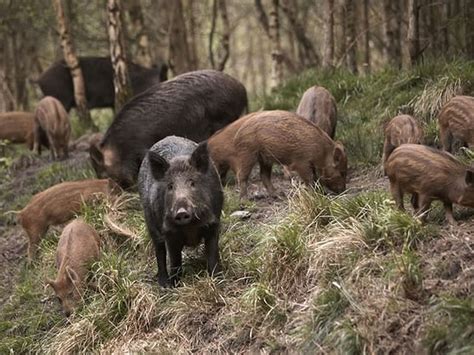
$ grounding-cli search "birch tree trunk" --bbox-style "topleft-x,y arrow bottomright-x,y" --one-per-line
107,0 -> 132,111
322,0 -> 335,69
269,0 -> 283,90
52,0 -> 92,125
407,0 -> 420,66
127,0 -> 153,68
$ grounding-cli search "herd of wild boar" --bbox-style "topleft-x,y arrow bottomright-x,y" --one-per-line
1,66 -> 474,316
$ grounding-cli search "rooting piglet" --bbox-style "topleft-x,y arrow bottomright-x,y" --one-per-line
47,219 -> 100,317
385,144 -> 474,224
296,86 -> 337,138
438,95 -> 474,152
138,136 -> 223,287
0,111 -> 47,151
18,179 -> 117,259
207,110 -> 347,198
382,114 -> 422,165
34,96 -> 71,159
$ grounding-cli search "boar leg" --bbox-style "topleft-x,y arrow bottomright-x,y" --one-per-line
389,180 -> 404,210
440,127 -> 453,152
154,241 -> 170,287
411,193 -> 419,211
291,163 -> 313,185
259,159 -> 276,196
443,202 -> 456,225
204,224 -> 221,277
237,159 -> 256,199
167,241 -> 183,286
416,194 -> 433,222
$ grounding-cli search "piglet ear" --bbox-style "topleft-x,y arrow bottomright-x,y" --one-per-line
190,142 -> 209,174
148,151 -> 170,181
333,142 -> 345,165
466,169 -> 474,185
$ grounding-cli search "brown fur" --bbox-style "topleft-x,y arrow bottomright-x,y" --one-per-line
0,111 -> 35,149
382,114 -> 423,164
296,86 -> 337,138
18,179 -> 117,259
385,144 -> 474,224
34,96 -> 71,159
47,219 -> 100,317
207,110 -> 347,198
71,132 -> 103,152
438,95 -> 474,152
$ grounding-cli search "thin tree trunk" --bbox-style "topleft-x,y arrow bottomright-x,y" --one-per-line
269,0 -> 283,89
441,1 -> 449,55
217,0 -> 230,71
407,0 -> 420,66
393,0 -> 402,67
345,0 -> 357,73
362,0 -> 370,73
186,0 -> 199,70
383,0 -> 394,65
322,0 -> 335,69
255,0 -> 270,36
107,0 -> 133,111
466,0 -> 474,58
168,0 -> 191,75
52,0 -> 92,125
209,0 -> 218,68
127,0 -> 153,68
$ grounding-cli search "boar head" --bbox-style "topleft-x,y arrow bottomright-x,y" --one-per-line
47,266 -> 81,317
320,142 -> 347,193
90,144 -> 133,188
148,142 -> 217,230
459,169 -> 474,207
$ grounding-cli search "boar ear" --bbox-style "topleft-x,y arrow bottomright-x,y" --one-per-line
90,144 -> 104,165
466,169 -> 474,185
333,142 -> 345,165
190,142 -> 209,173
148,151 -> 169,181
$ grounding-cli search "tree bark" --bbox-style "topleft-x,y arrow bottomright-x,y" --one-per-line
186,0 -> 199,70
466,0 -> 474,58
126,0 -> 153,68
345,0 -> 357,73
168,0 -> 191,75
322,0 -> 335,69
209,0 -> 218,69
216,0 -> 230,71
269,0 -> 283,90
362,0 -> 370,73
107,0 -> 133,111
441,1 -> 449,55
52,0 -> 92,125
407,0 -> 420,66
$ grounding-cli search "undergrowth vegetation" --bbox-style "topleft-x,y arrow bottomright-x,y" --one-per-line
1,60 -> 473,353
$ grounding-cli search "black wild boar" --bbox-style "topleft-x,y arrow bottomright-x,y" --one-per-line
90,69 -> 248,188
37,56 -> 168,111
138,136 -> 223,287
438,95 -> 474,152
385,144 -> 474,224
296,86 -> 337,138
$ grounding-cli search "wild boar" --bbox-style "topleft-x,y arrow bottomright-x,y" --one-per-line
70,132 -> 103,152
438,95 -> 474,152
207,110 -> 348,198
90,69 -> 248,188
382,114 -> 422,165
0,111 -> 47,150
37,56 -> 168,111
384,144 -> 474,224
47,219 -> 100,317
18,179 -> 117,259
34,96 -> 71,160
296,86 -> 338,138
138,136 -> 223,287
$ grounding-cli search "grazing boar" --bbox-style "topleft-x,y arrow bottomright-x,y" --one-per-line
382,114 -> 422,165
385,144 -> 474,224
90,69 -> 248,188
207,110 -> 348,198
438,95 -> 474,152
37,56 -> 168,111
18,179 -> 117,259
138,136 -> 223,287
47,219 -> 100,317
296,86 -> 338,138
34,96 -> 71,160
0,111 -> 47,150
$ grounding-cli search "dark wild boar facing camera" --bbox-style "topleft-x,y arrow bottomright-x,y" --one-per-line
138,136 -> 224,288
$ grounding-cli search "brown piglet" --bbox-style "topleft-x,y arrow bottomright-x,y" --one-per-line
18,179 -> 117,259
385,144 -> 474,224
207,110 -> 347,198
382,114 -> 422,165
296,86 -> 337,139
0,111 -> 35,149
47,219 -> 100,317
34,96 -> 71,160
438,95 -> 474,152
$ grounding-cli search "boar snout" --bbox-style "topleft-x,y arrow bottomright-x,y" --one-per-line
174,206 -> 193,225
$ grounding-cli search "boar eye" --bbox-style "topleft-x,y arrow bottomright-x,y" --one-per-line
189,180 -> 195,187
167,183 -> 174,190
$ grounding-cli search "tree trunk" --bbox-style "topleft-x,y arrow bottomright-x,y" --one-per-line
407,0 -> 420,66
127,0 -> 153,68
107,0 -> 133,111
168,0 -> 191,75
322,0 -> 335,69
209,0 -> 218,69
466,0 -> 474,58
186,0 -> 199,70
52,0 -> 92,125
362,0 -> 370,73
441,1 -> 449,55
280,0 -> 319,67
345,0 -> 357,73
216,0 -> 230,71
269,0 -> 283,89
